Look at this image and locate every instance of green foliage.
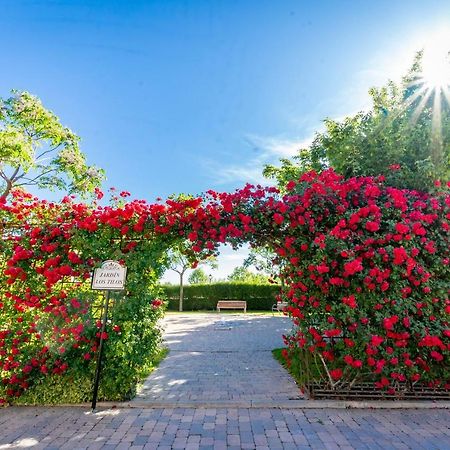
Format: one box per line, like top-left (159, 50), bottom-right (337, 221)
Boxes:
top-left (188, 268), bottom-right (210, 284)
top-left (227, 266), bottom-right (270, 284)
top-left (273, 347), bottom-right (323, 391)
top-left (0, 192), bottom-right (168, 404)
top-left (243, 246), bottom-right (281, 282)
top-left (264, 52), bottom-right (450, 191)
top-left (0, 90), bottom-right (104, 198)
top-left (15, 348), bottom-right (168, 405)
top-left (162, 282), bottom-right (280, 310)
top-left (14, 369), bottom-right (94, 405)
top-left (166, 244), bottom-right (217, 311)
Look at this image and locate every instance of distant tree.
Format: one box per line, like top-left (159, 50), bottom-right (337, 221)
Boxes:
top-left (227, 266), bottom-right (269, 284)
top-left (188, 268), bottom-right (210, 284)
top-left (243, 246), bottom-right (282, 284)
top-left (0, 90), bottom-right (104, 199)
top-left (264, 52), bottom-right (450, 191)
top-left (167, 245), bottom-right (217, 311)
top-left (167, 249), bottom-right (190, 312)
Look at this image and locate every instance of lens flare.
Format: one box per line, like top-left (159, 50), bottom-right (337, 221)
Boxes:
top-left (406, 31), bottom-right (450, 166)
top-left (421, 42), bottom-right (450, 90)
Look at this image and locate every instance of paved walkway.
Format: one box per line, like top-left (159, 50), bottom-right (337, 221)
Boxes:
top-left (1, 313), bottom-right (450, 449)
top-left (1, 406), bottom-right (449, 449)
top-left (132, 313), bottom-right (302, 407)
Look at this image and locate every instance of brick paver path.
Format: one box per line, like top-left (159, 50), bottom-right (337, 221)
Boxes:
top-left (1, 406), bottom-right (449, 449)
top-left (2, 313), bottom-right (450, 449)
top-left (132, 313), bottom-right (302, 407)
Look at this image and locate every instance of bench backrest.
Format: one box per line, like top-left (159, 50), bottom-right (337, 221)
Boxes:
top-left (217, 300), bottom-right (246, 307)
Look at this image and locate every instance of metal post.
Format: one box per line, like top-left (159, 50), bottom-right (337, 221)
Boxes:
top-left (91, 290), bottom-right (110, 411)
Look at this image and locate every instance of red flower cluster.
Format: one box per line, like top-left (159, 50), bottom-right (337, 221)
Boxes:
top-left (0, 169), bottom-right (449, 402)
top-left (278, 170), bottom-right (449, 393)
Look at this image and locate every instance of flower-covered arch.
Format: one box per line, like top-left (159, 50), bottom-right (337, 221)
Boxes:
top-left (0, 169), bottom-right (449, 403)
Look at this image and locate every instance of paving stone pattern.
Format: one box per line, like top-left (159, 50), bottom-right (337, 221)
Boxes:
top-left (1, 314), bottom-right (449, 449)
top-left (1, 406), bottom-right (449, 449)
top-left (132, 314), bottom-right (302, 406)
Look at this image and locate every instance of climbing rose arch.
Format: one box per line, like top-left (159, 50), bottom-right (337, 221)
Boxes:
top-left (0, 169), bottom-right (449, 402)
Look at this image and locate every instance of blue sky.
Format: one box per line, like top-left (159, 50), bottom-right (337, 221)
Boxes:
top-left (2, 0), bottom-right (449, 282)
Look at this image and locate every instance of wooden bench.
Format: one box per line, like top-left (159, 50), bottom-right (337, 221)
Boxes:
top-left (272, 301), bottom-right (288, 315)
top-left (216, 300), bottom-right (247, 313)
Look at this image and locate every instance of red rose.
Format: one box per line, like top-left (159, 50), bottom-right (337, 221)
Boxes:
top-left (273, 213), bottom-right (284, 225)
top-left (365, 221), bottom-right (380, 232)
top-left (343, 259), bottom-right (363, 276)
top-left (286, 181), bottom-right (296, 191)
top-left (330, 368), bottom-right (343, 380)
top-left (371, 335), bottom-right (384, 347)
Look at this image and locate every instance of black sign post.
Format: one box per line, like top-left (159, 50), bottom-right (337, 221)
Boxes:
top-left (90, 261), bottom-right (127, 412)
top-left (91, 290), bottom-right (110, 411)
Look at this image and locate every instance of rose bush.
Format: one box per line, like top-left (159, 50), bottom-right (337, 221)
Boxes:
top-left (0, 190), bottom-right (167, 404)
top-left (0, 169), bottom-right (448, 403)
top-left (275, 170), bottom-right (449, 395)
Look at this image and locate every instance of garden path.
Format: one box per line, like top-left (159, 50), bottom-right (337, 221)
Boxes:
top-left (131, 313), bottom-right (303, 407)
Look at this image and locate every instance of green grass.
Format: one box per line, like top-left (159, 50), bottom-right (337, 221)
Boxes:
top-left (273, 347), bottom-right (322, 388)
top-left (273, 348), bottom-right (289, 372)
top-left (272, 347), bottom-right (303, 386)
top-left (144, 346), bottom-right (169, 372)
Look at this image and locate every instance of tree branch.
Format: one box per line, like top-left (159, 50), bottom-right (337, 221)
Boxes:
top-left (36, 143), bottom-right (63, 161)
top-left (318, 353), bottom-right (339, 389)
top-left (0, 166), bottom-right (23, 198)
top-left (9, 166), bottom-right (23, 183)
top-left (16, 168), bottom-right (56, 186)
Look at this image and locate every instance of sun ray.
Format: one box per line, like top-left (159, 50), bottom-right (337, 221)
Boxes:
top-left (431, 89), bottom-right (443, 166)
top-left (372, 84), bottom-right (428, 136)
top-left (403, 84), bottom-right (429, 109)
top-left (404, 34), bottom-right (450, 141)
top-left (442, 85), bottom-right (450, 106)
top-left (410, 88), bottom-right (433, 126)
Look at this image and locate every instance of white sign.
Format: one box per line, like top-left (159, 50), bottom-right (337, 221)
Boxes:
top-left (91, 260), bottom-right (127, 291)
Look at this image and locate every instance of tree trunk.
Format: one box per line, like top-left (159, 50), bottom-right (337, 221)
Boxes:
top-left (1, 180), bottom-right (12, 200)
top-left (179, 271), bottom-right (184, 312)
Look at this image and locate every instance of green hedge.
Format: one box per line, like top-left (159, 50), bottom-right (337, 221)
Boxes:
top-left (162, 282), bottom-right (281, 311)
top-left (14, 347), bottom-right (168, 405)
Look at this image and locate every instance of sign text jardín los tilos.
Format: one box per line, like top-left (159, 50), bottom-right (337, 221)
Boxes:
top-left (91, 260), bottom-right (127, 291)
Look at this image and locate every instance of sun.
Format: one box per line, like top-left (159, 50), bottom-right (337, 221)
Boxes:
top-left (403, 30), bottom-right (450, 165)
top-left (421, 40), bottom-right (450, 90)
top-left (405, 31), bottom-right (450, 123)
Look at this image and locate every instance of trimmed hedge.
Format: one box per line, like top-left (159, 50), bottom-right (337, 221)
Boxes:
top-left (14, 348), bottom-right (168, 405)
top-left (162, 282), bottom-right (281, 311)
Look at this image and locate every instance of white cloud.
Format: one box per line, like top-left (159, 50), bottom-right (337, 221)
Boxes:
top-left (203, 134), bottom-right (312, 186)
top-left (211, 162), bottom-right (268, 185)
top-left (244, 134), bottom-right (312, 158)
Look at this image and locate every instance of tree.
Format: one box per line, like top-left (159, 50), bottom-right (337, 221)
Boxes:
top-left (188, 268), bottom-right (210, 284)
top-left (243, 246), bottom-right (282, 284)
top-left (167, 245), bottom-right (217, 311)
top-left (264, 52), bottom-right (450, 191)
top-left (0, 90), bottom-right (104, 199)
top-left (227, 266), bottom-right (269, 284)
top-left (167, 249), bottom-right (190, 312)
